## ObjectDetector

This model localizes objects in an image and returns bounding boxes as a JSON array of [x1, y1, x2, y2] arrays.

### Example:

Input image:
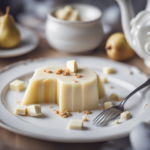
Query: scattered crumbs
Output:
[[72, 79, 77, 83], [49, 106, 53, 108], [101, 106, 105, 110], [74, 73, 82, 78], [53, 110, 72, 118], [130, 71, 133, 75], [62, 71, 70, 76], [109, 86, 113, 89], [109, 93, 119, 101], [47, 71, 52, 73], [78, 111, 81, 113], [44, 70, 46, 72], [83, 110, 92, 115], [143, 104, 147, 109]]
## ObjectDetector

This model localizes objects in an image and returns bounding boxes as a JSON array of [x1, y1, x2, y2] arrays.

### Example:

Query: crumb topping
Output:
[[47, 71, 52, 73], [53, 110, 72, 118], [74, 73, 82, 78], [49, 106, 53, 108], [55, 69, 64, 75], [44, 70, 46, 72], [83, 110, 92, 115], [72, 79, 77, 83]]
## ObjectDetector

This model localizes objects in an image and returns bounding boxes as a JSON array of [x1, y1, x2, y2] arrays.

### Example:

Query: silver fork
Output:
[[93, 78, 150, 126]]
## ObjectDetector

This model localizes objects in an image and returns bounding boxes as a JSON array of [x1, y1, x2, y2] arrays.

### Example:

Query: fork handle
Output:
[[120, 78, 150, 108]]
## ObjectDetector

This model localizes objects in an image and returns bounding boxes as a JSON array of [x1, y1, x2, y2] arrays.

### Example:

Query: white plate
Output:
[[0, 57, 149, 143], [0, 25, 39, 58]]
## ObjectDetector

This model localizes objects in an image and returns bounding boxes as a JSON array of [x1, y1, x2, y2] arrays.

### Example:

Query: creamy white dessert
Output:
[[22, 62, 105, 112], [103, 67, 115, 74], [27, 105, 42, 117], [10, 79, 25, 92], [120, 111, 131, 120], [67, 120, 83, 129], [104, 102, 113, 109], [14, 105, 27, 115]]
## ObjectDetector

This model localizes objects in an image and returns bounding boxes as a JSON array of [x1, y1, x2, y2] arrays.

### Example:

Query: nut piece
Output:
[[47, 71, 52, 73], [82, 115, 88, 122], [109, 86, 113, 89], [49, 106, 53, 108], [101, 76, 108, 83], [120, 111, 131, 120], [104, 102, 113, 109], [103, 67, 115, 74], [83, 110, 92, 115], [53, 110, 72, 118], [109, 93, 119, 101], [72, 79, 77, 83]]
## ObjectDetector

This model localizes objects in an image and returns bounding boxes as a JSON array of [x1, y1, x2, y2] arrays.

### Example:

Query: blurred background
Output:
[[0, 0, 147, 36]]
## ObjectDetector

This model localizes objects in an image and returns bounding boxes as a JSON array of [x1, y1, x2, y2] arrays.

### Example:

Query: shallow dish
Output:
[[0, 56, 149, 143], [0, 25, 39, 58]]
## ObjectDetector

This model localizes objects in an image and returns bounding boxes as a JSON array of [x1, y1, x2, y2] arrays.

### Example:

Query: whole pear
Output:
[[105, 33, 135, 61], [0, 7, 20, 49]]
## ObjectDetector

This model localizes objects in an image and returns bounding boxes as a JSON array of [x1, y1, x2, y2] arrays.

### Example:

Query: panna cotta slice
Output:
[[22, 65, 105, 112]]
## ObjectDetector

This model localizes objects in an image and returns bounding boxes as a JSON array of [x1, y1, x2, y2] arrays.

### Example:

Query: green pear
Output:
[[0, 7, 20, 49], [105, 33, 135, 61]]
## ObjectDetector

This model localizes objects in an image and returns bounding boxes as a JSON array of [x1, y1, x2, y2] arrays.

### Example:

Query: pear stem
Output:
[[6, 6, 10, 15], [0, 10, 4, 16]]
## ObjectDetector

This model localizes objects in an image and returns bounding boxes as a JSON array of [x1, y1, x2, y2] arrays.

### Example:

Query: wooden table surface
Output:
[[0, 35, 150, 150]]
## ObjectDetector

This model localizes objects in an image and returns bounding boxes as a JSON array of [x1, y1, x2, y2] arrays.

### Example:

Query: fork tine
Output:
[[97, 111, 117, 126], [93, 108, 110, 122], [93, 110, 111, 125]]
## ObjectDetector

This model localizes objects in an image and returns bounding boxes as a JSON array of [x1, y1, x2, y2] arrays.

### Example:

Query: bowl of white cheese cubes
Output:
[[45, 4, 103, 53]]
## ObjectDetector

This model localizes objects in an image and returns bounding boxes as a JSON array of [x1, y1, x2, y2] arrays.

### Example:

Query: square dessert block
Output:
[[67, 120, 83, 130], [27, 105, 42, 116], [104, 102, 113, 109], [14, 105, 27, 115], [66, 60, 78, 73], [10, 79, 25, 92], [103, 67, 115, 74], [121, 111, 131, 120]]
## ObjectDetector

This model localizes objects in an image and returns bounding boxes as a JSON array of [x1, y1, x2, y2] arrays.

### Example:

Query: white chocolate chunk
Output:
[[104, 102, 113, 109], [82, 115, 88, 121], [55, 5, 72, 20], [120, 111, 131, 120], [14, 105, 27, 115], [101, 76, 108, 83], [68, 10, 79, 21], [67, 120, 83, 130], [103, 67, 115, 74], [10, 79, 25, 92], [27, 105, 42, 116], [66, 60, 78, 73], [114, 119, 120, 124]]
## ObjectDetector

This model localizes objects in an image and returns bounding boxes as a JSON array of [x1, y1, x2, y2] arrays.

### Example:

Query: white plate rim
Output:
[[0, 56, 149, 143]]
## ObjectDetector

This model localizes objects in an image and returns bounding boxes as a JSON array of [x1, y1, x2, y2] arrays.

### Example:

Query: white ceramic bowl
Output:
[[45, 4, 103, 53]]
